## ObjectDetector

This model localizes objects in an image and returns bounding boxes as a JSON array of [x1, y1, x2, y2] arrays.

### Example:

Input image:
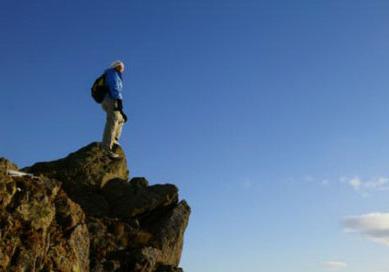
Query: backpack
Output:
[[91, 73, 108, 103]]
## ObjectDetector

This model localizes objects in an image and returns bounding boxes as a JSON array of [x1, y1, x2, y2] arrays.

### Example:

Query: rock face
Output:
[[0, 143, 190, 271], [0, 160, 89, 272]]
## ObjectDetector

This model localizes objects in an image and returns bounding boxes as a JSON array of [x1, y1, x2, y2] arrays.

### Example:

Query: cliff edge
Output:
[[0, 143, 190, 272]]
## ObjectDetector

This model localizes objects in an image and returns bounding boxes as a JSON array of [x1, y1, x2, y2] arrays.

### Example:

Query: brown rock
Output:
[[145, 201, 191, 266], [132, 247, 161, 272], [2, 142, 191, 272], [23, 142, 128, 217], [0, 166, 89, 272], [23, 142, 129, 190], [102, 178, 179, 218], [130, 177, 149, 187]]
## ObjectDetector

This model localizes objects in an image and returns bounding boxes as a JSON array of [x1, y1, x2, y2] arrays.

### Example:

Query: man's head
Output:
[[110, 60, 125, 73]]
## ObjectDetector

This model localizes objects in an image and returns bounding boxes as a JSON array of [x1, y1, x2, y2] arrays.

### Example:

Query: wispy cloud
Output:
[[322, 261, 348, 270], [343, 212, 389, 246], [341, 176, 389, 192], [280, 175, 389, 196]]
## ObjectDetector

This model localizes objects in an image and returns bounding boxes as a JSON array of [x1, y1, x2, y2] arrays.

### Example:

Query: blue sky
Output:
[[1, 0, 389, 271]]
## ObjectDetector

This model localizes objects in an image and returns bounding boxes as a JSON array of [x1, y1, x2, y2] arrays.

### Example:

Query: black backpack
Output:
[[91, 73, 108, 103]]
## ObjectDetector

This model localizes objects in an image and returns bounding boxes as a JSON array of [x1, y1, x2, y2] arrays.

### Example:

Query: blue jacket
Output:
[[104, 68, 123, 100]]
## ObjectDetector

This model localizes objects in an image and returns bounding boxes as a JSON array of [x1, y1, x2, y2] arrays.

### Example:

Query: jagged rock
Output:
[[2, 142, 190, 272], [23, 142, 129, 190], [143, 201, 191, 266], [102, 178, 179, 218], [0, 169, 89, 271], [130, 177, 149, 187]]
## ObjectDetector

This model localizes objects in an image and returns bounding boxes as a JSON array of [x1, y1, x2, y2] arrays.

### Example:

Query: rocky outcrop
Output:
[[0, 143, 190, 271], [0, 160, 89, 271]]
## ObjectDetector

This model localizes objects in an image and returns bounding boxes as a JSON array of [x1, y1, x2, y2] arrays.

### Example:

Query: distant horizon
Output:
[[2, 1, 389, 271]]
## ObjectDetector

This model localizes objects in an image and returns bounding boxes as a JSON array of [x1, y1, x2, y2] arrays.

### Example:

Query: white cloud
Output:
[[349, 177, 362, 190], [340, 176, 389, 193], [343, 212, 389, 245], [322, 261, 348, 270]]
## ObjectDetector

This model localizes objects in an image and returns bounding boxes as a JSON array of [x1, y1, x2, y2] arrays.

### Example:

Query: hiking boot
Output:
[[102, 145, 121, 159], [107, 150, 120, 159]]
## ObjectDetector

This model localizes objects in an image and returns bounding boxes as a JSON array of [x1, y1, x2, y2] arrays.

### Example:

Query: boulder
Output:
[[23, 143, 128, 217], [23, 142, 129, 190], [102, 178, 179, 218]]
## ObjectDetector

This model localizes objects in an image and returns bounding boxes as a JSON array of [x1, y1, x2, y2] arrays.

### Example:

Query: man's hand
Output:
[[114, 99, 127, 122], [121, 111, 128, 123], [115, 99, 123, 111]]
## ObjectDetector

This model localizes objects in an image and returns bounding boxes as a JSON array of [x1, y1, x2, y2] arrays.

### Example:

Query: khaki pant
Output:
[[102, 96, 125, 150]]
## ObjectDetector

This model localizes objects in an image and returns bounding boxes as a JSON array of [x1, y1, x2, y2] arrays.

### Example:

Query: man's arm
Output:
[[115, 95, 127, 122]]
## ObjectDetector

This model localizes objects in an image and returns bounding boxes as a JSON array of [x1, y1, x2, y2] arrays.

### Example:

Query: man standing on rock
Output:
[[101, 60, 128, 159]]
